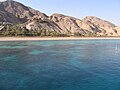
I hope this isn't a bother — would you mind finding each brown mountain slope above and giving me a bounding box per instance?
[0,0,120,36]
[25,14,119,36]
[0,0,47,23]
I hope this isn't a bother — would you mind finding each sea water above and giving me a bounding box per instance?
[0,40,120,90]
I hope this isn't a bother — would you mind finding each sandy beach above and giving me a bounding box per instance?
[0,37,120,41]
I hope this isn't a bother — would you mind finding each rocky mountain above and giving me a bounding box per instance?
[0,0,47,23]
[83,17,118,36]
[0,0,120,36]
[25,14,119,36]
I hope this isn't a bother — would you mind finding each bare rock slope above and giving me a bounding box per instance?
[0,0,120,36]
[0,0,47,23]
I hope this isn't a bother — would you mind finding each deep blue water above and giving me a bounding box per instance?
[0,40,120,90]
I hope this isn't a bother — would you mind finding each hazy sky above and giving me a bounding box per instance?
[8,0,120,25]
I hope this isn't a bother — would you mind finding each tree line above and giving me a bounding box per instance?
[0,24,69,37]
[0,24,107,37]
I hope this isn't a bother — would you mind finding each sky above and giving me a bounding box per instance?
[1,0,120,26]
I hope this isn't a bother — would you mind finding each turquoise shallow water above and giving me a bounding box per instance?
[0,40,120,90]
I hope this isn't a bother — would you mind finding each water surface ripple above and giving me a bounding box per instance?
[0,40,120,90]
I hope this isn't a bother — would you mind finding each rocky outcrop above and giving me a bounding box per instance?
[115,27,120,35]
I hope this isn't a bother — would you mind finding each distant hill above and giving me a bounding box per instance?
[0,0,120,37]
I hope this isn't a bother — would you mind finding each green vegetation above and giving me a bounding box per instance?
[74,32,84,37]
[0,23,109,37]
[0,24,69,37]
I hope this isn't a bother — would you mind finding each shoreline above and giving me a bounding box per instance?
[0,37,120,41]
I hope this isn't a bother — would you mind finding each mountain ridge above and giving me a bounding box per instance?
[0,0,120,37]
